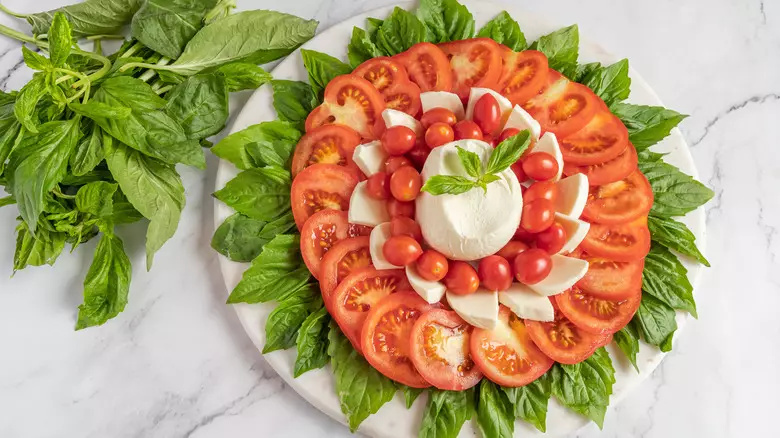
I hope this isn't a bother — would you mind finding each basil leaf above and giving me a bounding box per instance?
[131,0,218,60]
[420,389,475,438]
[14,74,47,133]
[660,332,674,352]
[642,243,697,316]
[294,306,331,377]
[111,189,145,225]
[0,196,15,208]
[164,72,229,140]
[328,322,397,432]
[502,373,551,432]
[399,385,424,409]
[486,129,531,174]
[571,62,601,83]
[476,11,526,51]
[69,125,104,176]
[215,63,272,92]
[47,12,73,67]
[22,46,51,71]
[75,234,132,329]
[213,166,291,220]
[610,103,687,150]
[551,347,615,428]
[416,0,475,43]
[212,121,301,170]
[14,220,66,271]
[271,80,319,130]
[638,161,714,217]
[456,146,482,178]
[420,175,476,195]
[477,380,514,438]
[212,211,295,262]
[347,27,383,68]
[648,215,709,266]
[637,149,665,163]
[581,59,631,107]
[263,293,320,354]
[375,7,428,56]
[69,101,132,120]
[300,49,352,98]
[530,25,579,78]
[75,181,117,218]
[0,94,20,175]
[634,294,677,346]
[27,0,143,37]
[614,321,640,372]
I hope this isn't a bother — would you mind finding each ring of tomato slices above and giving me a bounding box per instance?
[557,107,629,166]
[305,74,386,139]
[525,299,609,364]
[319,236,373,307]
[290,163,359,230]
[582,170,653,225]
[495,48,549,107]
[555,285,642,335]
[524,70,599,138]
[383,80,422,116]
[439,38,502,100]
[573,249,645,300]
[581,216,652,262]
[299,210,370,279]
[563,143,638,186]
[291,125,361,178]
[393,42,454,92]
[353,57,421,116]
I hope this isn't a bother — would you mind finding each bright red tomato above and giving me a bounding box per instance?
[381,125,416,156]
[556,285,642,335]
[425,122,455,148]
[524,70,599,138]
[383,80,422,116]
[300,210,370,280]
[389,166,422,201]
[563,143,638,186]
[513,248,551,285]
[497,240,529,263]
[495,48,549,106]
[535,222,567,255]
[384,155,412,174]
[522,152,559,181]
[407,140,430,169]
[305,75,386,139]
[353,56,409,93]
[473,93,501,135]
[386,198,415,218]
[558,108,629,165]
[439,38,502,100]
[525,300,609,364]
[291,125,361,178]
[581,216,651,262]
[290,164,359,229]
[582,170,654,225]
[443,261,480,295]
[511,161,526,182]
[521,199,555,233]
[383,235,423,266]
[523,181,558,204]
[394,42,454,92]
[416,249,449,281]
[319,236,372,307]
[421,108,457,129]
[498,128,521,143]
[573,249,645,300]
[366,172,390,200]
[453,120,483,140]
[390,216,423,241]
[478,255,513,291]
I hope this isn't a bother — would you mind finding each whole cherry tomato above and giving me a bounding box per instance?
[391,216,422,241]
[381,125,416,156]
[425,122,455,148]
[536,222,567,254]
[521,199,555,233]
[453,120,483,141]
[473,94,501,135]
[387,198,415,218]
[511,162,526,182]
[366,172,390,200]
[444,261,480,295]
[383,235,423,266]
[522,152,559,181]
[390,166,422,201]
[407,140,430,169]
[416,250,449,281]
[498,128,521,143]
[421,108,457,129]
[478,255,513,291]
[513,248,552,285]
[497,240,529,263]
[385,155,413,174]
[523,181,558,203]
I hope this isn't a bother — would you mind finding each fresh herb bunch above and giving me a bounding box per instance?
[0,0,317,329]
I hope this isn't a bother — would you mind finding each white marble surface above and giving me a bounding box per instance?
[0,0,776,437]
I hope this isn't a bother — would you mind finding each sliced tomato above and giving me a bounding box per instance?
[438,38,502,100]
[290,163,359,229]
[470,306,554,387]
[525,299,608,364]
[524,70,599,138]
[291,125,361,177]
[494,48,549,106]
[331,267,411,351]
[300,210,370,279]
[581,216,651,262]
[556,285,641,335]
[361,291,435,388]
[383,80,422,116]
[319,236,372,307]
[393,42,454,92]
[558,108,629,166]
[353,57,410,93]
[562,143,638,186]
[305,75,386,139]
[573,249,644,301]
[410,309,483,390]
[582,170,653,225]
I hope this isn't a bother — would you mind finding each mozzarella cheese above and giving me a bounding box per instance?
[382,108,423,137]
[416,140,523,260]
[446,289,499,329]
[369,223,401,270]
[555,213,590,254]
[420,91,465,120]
[498,284,555,322]
[406,265,446,304]
[528,255,589,296]
[353,141,388,177]
[349,181,391,227]
[465,88,513,122]
[530,132,563,182]
[503,105,542,140]
[554,174,589,218]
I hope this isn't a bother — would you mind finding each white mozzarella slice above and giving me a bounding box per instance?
[503,105,542,140]
[498,284,555,322]
[530,132,563,182]
[406,265,446,304]
[382,108,423,137]
[555,213,590,254]
[527,255,589,296]
[353,141,388,177]
[370,223,401,270]
[420,91,465,120]
[465,88,513,121]
[349,181,390,227]
[446,289,499,329]
[554,174,589,218]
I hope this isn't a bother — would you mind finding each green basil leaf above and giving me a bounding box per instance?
[75,181,118,218]
[27,0,144,37]
[0,196,15,208]
[347,26,383,68]
[529,25,579,78]
[131,0,218,60]
[271,80,319,130]
[636,149,665,163]
[456,146,482,178]
[75,234,132,329]
[642,243,697,316]
[476,11,526,51]
[550,347,615,428]
[213,166,291,220]
[48,12,73,67]
[660,332,674,352]
[212,121,302,170]
[634,294,677,346]
[164,72,229,140]
[212,211,295,262]
[614,321,640,372]
[648,215,709,266]
[300,49,352,98]
[486,129,531,174]
[581,59,631,107]
[420,389,475,438]
[215,63,272,92]
[13,219,66,271]
[14,74,47,133]
[0,118,22,176]
[399,385,424,409]
[22,46,52,71]
[294,305,331,377]
[610,103,687,150]
[328,322,397,432]
[477,380,514,438]
[420,175,476,195]
[571,62,601,83]
[69,101,132,119]
[638,161,714,217]
[69,125,104,176]
[502,372,551,432]
[416,0,475,43]
[375,7,428,56]
[110,189,145,225]
[263,293,320,354]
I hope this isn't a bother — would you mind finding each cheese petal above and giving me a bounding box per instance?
[555,213,590,254]
[555,174,589,218]
[503,105,541,140]
[446,289,499,329]
[527,255,589,296]
[382,108,423,137]
[406,265,446,304]
[349,181,390,227]
[498,284,555,322]
[530,132,563,182]
[353,140,388,177]
[465,88,512,121]
[370,223,401,270]
[420,91,465,120]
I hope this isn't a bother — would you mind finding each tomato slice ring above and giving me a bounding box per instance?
[573,249,645,301]
[470,306,554,387]
[438,38,502,100]
[563,143,638,186]
[383,80,422,116]
[581,216,651,262]
[331,267,411,351]
[556,285,642,335]
[524,70,599,138]
[291,125,361,178]
[525,299,608,364]
[558,107,629,166]
[495,48,549,106]
[305,74,386,140]
[319,236,373,308]
[361,291,435,388]
[290,163,359,230]
[353,57,410,93]
[582,170,653,225]
[410,309,483,390]
[393,42,454,92]
[299,210,370,279]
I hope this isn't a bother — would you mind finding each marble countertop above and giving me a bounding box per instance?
[0,0,777,437]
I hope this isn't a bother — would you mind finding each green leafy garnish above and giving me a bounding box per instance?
[502,372,552,432]
[634,294,678,346]
[476,380,515,438]
[294,306,331,377]
[648,215,710,266]
[263,293,321,354]
[300,49,352,97]
[550,347,615,428]
[76,234,131,329]
[270,80,319,130]
[614,321,641,372]
[639,161,714,217]
[416,0,475,43]
[420,389,475,438]
[477,11,526,51]
[399,385,424,409]
[642,244,697,317]
[530,24,579,78]
[375,7,428,56]
[580,59,631,107]
[610,103,688,150]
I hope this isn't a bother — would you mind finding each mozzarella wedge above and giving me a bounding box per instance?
[349,181,391,227]
[503,105,542,140]
[498,284,555,322]
[353,141,388,177]
[530,132,563,182]
[420,91,465,120]
[406,265,446,304]
[465,88,512,121]
[555,213,590,254]
[370,223,401,270]
[528,255,589,296]
[446,288,499,329]
[382,108,423,137]
[554,174,589,218]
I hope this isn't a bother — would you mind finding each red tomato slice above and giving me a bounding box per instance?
[331,267,411,351]
[291,125,361,178]
[562,143,638,186]
[582,170,653,225]
[394,42,454,92]
[494,48,549,106]
[299,210,370,279]
[361,291,435,388]
[525,299,608,364]
[524,70,599,138]
[383,80,422,117]
[290,163,359,229]
[556,285,642,335]
[353,56,410,93]
[438,38,502,100]
[558,108,629,166]
[410,309,483,390]
[470,306,554,387]
[581,216,651,262]
[305,75,386,140]
[319,236,372,308]
[573,249,644,301]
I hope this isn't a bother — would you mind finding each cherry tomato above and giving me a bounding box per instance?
[391,216,423,241]
[386,198,415,218]
[535,222,567,255]
[514,225,537,243]
[522,152,559,181]
[385,156,413,174]
[478,255,513,291]
[473,94,501,135]
[453,120,483,141]
[523,181,558,203]
[383,235,423,266]
[521,199,555,233]
[511,162,526,182]
[425,122,455,148]
[381,125,416,156]
[482,134,496,148]
[421,108,457,129]
[444,261,480,295]
[497,240,529,263]
[416,250,449,281]
[366,172,390,200]
[513,248,552,285]
[498,128,521,144]
[390,166,422,201]
[407,140,430,169]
